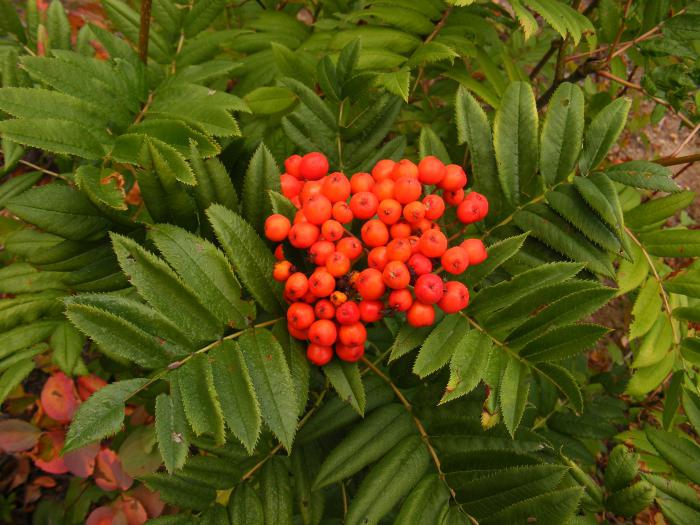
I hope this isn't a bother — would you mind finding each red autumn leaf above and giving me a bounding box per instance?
[34,430,68,475]
[130,485,165,519]
[77,374,108,402]
[32,475,57,488]
[41,372,80,423]
[113,495,148,525]
[86,506,115,525]
[0,419,41,453]
[63,441,100,478]
[94,448,133,492]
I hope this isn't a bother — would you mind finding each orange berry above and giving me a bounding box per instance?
[402,201,426,223]
[441,246,469,275]
[461,238,488,265]
[386,238,412,263]
[407,253,432,276]
[289,222,320,248]
[414,273,444,304]
[330,290,348,306]
[350,172,374,194]
[378,199,402,225]
[355,268,385,300]
[392,159,419,181]
[388,288,413,312]
[326,251,351,277]
[418,156,446,185]
[456,192,489,224]
[406,301,435,327]
[285,272,309,301]
[336,301,360,325]
[361,219,390,248]
[322,172,351,203]
[419,229,447,258]
[307,343,333,365]
[303,194,333,225]
[332,201,354,224]
[382,260,411,289]
[293,210,307,224]
[394,175,422,204]
[308,319,337,346]
[372,159,396,182]
[407,235,420,254]
[273,260,293,282]
[264,214,291,242]
[280,173,303,199]
[337,237,363,260]
[390,221,412,239]
[309,269,336,297]
[412,218,433,235]
[321,220,344,242]
[372,178,395,201]
[439,164,467,191]
[274,244,285,260]
[288,324,308,340]
[338,322,367,346]
[285,154,303,179]
[368,246,389,271]
[423,195,445,220]
[349,191,379,219]
[438,281,469,313]
[299,152,329,181]
[300,180,323,204]
[287,302,315,330]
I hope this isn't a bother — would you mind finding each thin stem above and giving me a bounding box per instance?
[18,159,67,181]
[133,92,154,125]
[603,0,633,67]
[654,152,700,167]
[669,122,700,158]
[138,0,153,64]
[410,7,452,99]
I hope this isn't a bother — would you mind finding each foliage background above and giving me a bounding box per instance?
[0,0,700,524]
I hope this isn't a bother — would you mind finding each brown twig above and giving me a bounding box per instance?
[410,7,453,100]
[138,0,153,63]
[653,152,700,167]
[669,122,700,158]
[603,0,634,67]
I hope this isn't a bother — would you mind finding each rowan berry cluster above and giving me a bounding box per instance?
[264,152,489,366]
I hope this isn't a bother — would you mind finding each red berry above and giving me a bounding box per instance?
[414,273,444,304]
[289,222,320,248]
[392,159,419,181]
[300,152,329,181]
[339,322,367,346]
[457,192,489,223]
[315,299,336,320]
[273,260,293,282]
[438,281,469,313]
[321,219,344,242]
[322,172,352,203]
[368,246,389,271]
[439,164,467,191]
[386,238,412,263]
[402,201,426,223]
[308,319,337,346]
[287,302,315,330]
[309,269,335,297]
[443,188,465,206]
[355,268,386,300]
[309,240,335,265]
[372,159,396,182]
[388,289,413,311]
[350,172,375,194]
[441,246,469,275]
[422,194,445,220]
[336,343,365,362]
[382,260,411,289]
[359,300,383,323]
[419,229,448,258]
[288,324,308,340]
[361,219,389,248]
[461,238,488,265]
[307,343,333,365]
[378,199,402,225]
[303,194,333,225]
[264,214,291,242]
[336,301,360,325]
[274,244,285,261]
[332,201,354,224]
[394,176,422,204]
[407,253,433,276]
[349,191,379,219]
[390,221,412,239]
[418,156,446,185]
[285,154,303,179]
[300,180,323,204]
[373,178,395,201]
[281,173,303,199]
[285,272,309,300]
[326,251,351,277]
[337,237,363,260]
[406,302,435,327]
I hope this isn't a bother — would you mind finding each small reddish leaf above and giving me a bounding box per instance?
[41,372,80,423]
[113,495,148,525]
[86,506,115,525]
[130,485,165,519]
[94,448,133,492]
[32,476,57,488]
[34,430,68,474]
[0,419,40,452]
[77,374,108,401]
[63,441,99,477]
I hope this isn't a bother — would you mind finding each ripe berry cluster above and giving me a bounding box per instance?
[264,152,489,366]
